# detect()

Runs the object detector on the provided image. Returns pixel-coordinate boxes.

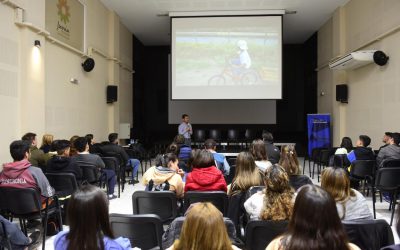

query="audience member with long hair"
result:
[321,167,373,221]
[40,134,54,153]
[54,185,131,250]
[279,145,312,191]
[335,137,354,155]
[69,135,79,157]
[251,139,272,172]
[266,185,360,250]
[184,149,227,192]
[244,164,294,220]
[167,202,240,250]
[142,153,184,197]
[228,151,263,196]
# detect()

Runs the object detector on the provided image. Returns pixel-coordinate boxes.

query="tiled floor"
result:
[40,158,399,249]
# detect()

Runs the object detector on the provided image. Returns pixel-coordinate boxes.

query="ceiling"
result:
[100,0,350,46]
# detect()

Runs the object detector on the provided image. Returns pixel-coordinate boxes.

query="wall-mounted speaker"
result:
[107,85,118,103]
[336,84,348,103]
[82,58,95,72]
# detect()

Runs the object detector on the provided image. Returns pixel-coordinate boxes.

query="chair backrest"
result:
[351,160,376,179]
[343,219,394,250]
[209,129,221,141]
[227,129,239,141]
[45,173,78,197]
[333,154,347,168]
[224,165,236,185]
[375,167,400,191]
[311,147,325,161]
[101,157,119,172]
[109,213,163,250]
[244,129,254,141]
[245,220,288,250]
[246,186,264,200]
[382,159,400,168]
[194,129,206,142]
[0,187,41,216]
[75,161,99,184]
[320,149,332,163]
[132,191,177,224]
[183,191,229,216]
[227,157,237,166]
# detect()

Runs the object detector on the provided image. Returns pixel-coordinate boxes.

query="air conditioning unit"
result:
[329,50,389,70]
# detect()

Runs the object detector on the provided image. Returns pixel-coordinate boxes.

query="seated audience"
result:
[347,135,375,164]
[262,131,280,164]
[205,139,230,176]
[166,143,187,171]
[321,167,373,221]
[21,132,46,169]
[228,151,263,196]
[100,133,140,184]
[69,135,79,157]
[142,153,184,197]
[250,139,272,172]
[40,134,54,153]
[266,185,360,250]
[244,164,294,220]
[54,185,131,250]
[167,202,240,250]
[335,136,353,155]
[378,132,392,153]
[73,137,117,199]
[184,149,227,192]
[85,133,95,153]
[377,132,400,167]
[174,134,192,162]
[0,215,40,250]
[46,140,82,182]
[279,145,312,191]
[0,140,54,203]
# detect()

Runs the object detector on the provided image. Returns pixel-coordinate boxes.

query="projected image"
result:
[175,29,280,87]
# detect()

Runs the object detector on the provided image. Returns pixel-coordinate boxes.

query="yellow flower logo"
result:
[57,0,70,25]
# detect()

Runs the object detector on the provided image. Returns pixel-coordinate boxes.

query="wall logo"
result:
[56,0,70,38]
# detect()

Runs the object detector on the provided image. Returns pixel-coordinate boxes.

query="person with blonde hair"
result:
[228,151,263,196]
[40,134,54,153]
[167,202,240,250]
[321,167,373,221]
[279,145,312,190]
[244,164,294,220]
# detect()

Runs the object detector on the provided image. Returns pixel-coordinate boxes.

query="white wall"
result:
[317,0,400,149]
[0,0,133,164]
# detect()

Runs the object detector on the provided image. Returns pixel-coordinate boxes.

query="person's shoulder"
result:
[348,242,361,250]
[265,236,283,250]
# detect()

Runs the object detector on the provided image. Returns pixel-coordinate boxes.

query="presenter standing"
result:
[178,114,192,146]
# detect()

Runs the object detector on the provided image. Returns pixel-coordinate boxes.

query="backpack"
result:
[146,179,170,191]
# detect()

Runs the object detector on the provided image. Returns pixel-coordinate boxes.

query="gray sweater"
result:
[337,189,373,221]
[377,144,400,167]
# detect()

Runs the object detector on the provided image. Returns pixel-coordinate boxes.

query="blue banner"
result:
[307,114,331,156]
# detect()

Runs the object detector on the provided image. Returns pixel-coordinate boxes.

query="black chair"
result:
[333,154,347,168]
[350,160,376,195]
[183,191,229,216]
[45,173,78,197]
[101,152,127,191]
[101,157,122,197]
[372,167,400,225]
[75,162,108,194]
[125,148,146,174]
[245,220,288,250]
[225,165,236,185]
[193,129,206,144]
[0,220,12,250]
[209,129,221,141]
[382,159,400,168]
[132,191,178,224]
[343,219,394,250]
[0,187,63,250]
[227,130,239,149]
[244,129,255,148]
[311,147,326,181]
[110,213,163,250]
[246,186,264,200]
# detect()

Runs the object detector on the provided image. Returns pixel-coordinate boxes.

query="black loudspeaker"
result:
[107,85,118,103]
[336,84,348,103]
[82,58,95,72]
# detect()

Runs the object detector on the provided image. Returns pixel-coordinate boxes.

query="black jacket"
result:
[353,147,375,161]
[98,142,129,164]
[46,155,82,181]
[264,142,280,164]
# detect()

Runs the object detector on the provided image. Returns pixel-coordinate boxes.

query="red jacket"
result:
[184,166,227,192]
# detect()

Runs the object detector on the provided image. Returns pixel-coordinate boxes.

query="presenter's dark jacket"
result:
[184,166,227,192]
[265,142,280,164]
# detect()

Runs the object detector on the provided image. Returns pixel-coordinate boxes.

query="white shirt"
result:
[239,50,251,68]
[244,191,264,220]
[255,160,273,172]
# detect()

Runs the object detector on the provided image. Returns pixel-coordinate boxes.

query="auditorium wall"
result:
[0,0,133,164]
[317,0,400,149]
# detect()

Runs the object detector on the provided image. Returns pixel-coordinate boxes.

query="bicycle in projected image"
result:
[208,60,259,86]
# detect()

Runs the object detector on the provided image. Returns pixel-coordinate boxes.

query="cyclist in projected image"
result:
[208,40,258,86]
